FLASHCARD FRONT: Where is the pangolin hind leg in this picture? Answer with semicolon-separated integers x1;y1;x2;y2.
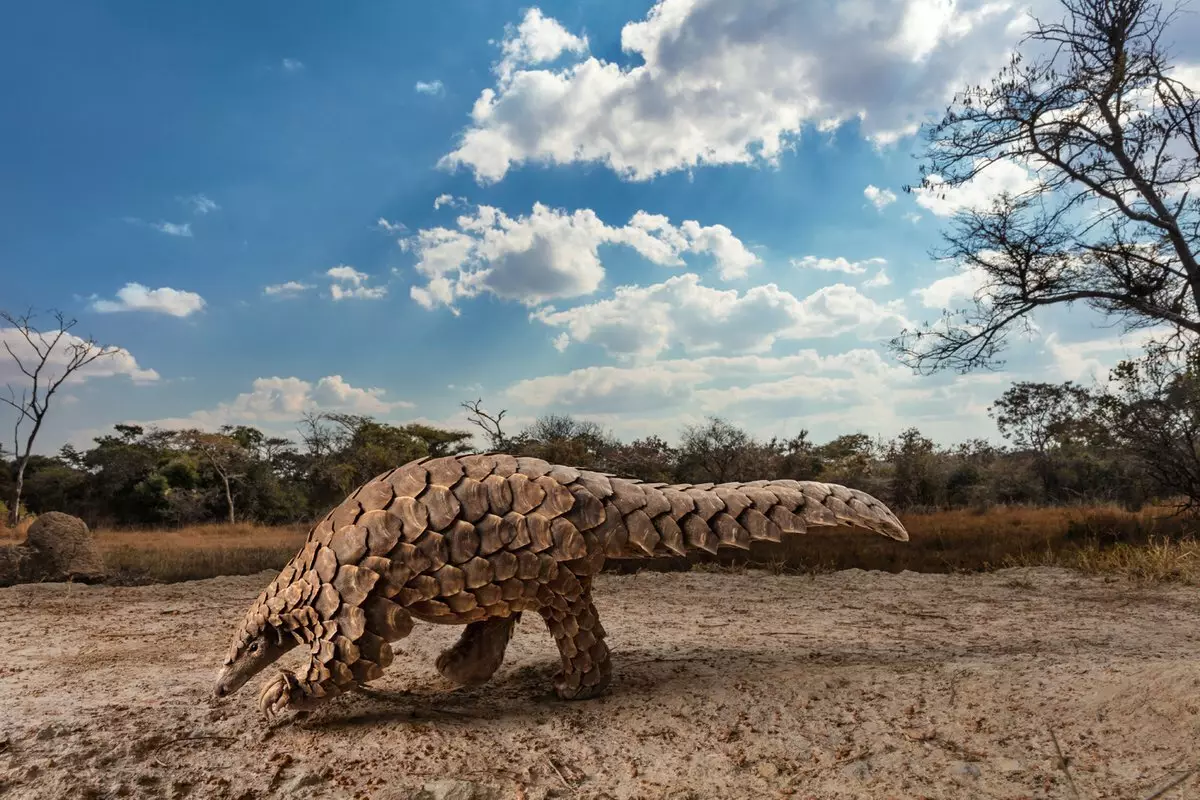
537;576;612;700
435;613;522;687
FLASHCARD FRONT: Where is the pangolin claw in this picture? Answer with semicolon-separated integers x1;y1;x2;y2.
259;671;300;720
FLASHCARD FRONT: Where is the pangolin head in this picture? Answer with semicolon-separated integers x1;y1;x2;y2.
214;583;299;699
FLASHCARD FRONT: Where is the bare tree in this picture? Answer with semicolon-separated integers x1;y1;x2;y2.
893;0;1200;373
461;398;510;451
1;309;120;526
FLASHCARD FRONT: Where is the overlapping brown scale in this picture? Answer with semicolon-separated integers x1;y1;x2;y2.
508;473;545;515
652;514;687;555
425;456;465;488
309;517;336;547
795;496;839;527
475;513;505;555
473;583;502;607
681;513;719;554
388;541;432;577
713;487;752;520
330;660;354;687
490;453;518;477
388;496;429;542
355;480;395;513
516;551;541;580
333;636;360;665
459;453;497;480
415;530;449;571
607;479;648;515
482;474;513;516
533;476;575;517
548;464;581;484
296;541;319;572
445;592;478;614
358;509;404;557
489;550;519;582
328;501;360;532
685;488;725;521
452;476;490;522
596;504;630;556
562;485;605;531
420;485;461;531
352;659;384;683
329;524;368;566
661;488;695;520
740;486;779;513
335;604;367;641
712;512;751;550
574;470;615;499
550;518;588;561
738;507;783;542
521;514;557;554
363;596;412;640
624;508;660;555
332;564;378;607
445;519;480;563
388;462;428;499
463;556;493;589
357;630;394;668
768;505;808;534
516;456;553;478
434;563;465;596
503;512;531;549
399;574;439;605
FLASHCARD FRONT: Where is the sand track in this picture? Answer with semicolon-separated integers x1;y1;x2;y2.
1;567;1197;799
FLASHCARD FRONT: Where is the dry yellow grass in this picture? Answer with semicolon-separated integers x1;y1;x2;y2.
2;520;308;583
1;504;1197;584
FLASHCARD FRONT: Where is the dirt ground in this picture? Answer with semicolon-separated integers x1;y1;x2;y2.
0;568;1197;800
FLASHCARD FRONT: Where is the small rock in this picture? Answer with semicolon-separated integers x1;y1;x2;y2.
413;778;502;800
994;757;1022;774
280;767;331;793
841;760;871;781
757;761;779;779
953;762;982;779
35;725;59;741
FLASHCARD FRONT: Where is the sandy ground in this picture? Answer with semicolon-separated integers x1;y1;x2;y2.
0;568;1198;800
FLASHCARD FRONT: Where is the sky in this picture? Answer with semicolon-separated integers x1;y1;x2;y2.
3;0;1198;457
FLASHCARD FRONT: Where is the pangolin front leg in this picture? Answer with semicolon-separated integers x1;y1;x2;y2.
435;613;521;687
538;577;612;700
260;616;408;719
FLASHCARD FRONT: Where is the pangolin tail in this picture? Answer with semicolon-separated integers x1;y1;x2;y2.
577;473;908;559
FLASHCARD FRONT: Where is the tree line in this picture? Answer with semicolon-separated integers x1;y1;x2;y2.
4;354;1198;528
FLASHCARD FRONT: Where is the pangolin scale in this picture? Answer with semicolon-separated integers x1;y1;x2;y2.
214;453;908;718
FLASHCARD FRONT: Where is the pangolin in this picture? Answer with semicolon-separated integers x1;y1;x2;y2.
214;453;908;719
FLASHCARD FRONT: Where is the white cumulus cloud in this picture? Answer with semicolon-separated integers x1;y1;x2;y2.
327;265;387;300
90;283;206;317
263;281;315;298
415;79;445;96
401;203;760;313
530;273;910;361
912;159;1040;216
792;255;887;275
0;326;159;388
864;185;897;210
440;0;1029;183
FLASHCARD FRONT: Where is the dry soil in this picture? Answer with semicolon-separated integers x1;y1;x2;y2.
0;567;1197;800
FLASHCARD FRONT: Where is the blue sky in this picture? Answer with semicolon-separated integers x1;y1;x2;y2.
3;0;1193;455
